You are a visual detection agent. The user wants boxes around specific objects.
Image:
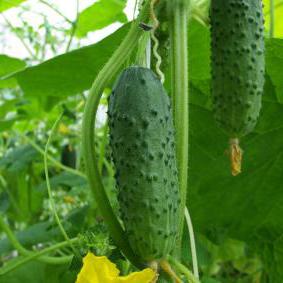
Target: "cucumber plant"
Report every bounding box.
[210,0,265,175]
[81,0,193,281]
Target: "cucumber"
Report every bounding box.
[61,144,76,169]
[108,66,180,263]
[210,0,265,174]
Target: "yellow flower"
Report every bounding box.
[76,252,157,283]
[58,123,69,135]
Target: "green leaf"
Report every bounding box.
[0,118,17,132]
[0,260,74,283]
[188,20,210,81]
[0,99,18,117]
[0,206,89,254]
[11,23,130,98]
[76,0,127,38]
[189,89,283,280]
[35,171,86,191]
[265,39,283,103]
[0,55,25,88]
[201,278,222,283]
[0,192,9,212]
[0,144,39,172]
[186,21,283,281]
[0,0,27,12]
[263,0,283,38]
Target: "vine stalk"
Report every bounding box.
[81,1,150,268]
[168,0,189,256]
[44,112,78,256]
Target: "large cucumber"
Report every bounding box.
[108,66,180,263]
[210,0,265,174]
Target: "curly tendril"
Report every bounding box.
[150,0,165,84]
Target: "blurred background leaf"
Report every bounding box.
[75,0,127,38]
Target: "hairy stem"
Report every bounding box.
[168,0,189,256]
[81,1,150,268]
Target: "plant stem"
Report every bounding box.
[167,255,200,283]
[44,112,78,256]
[168,0,189,256]
[65,0,79,52]
[21,133,86,179]
[81,1,150,268]
[0,215,74,265]
[185,206,199,279]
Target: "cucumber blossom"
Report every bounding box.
[210,0,265,174]
[108,66,180,263]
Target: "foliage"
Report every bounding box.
[0,0,283,282]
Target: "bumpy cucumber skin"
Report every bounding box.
[108,66,180,262]
[210,0,265,137]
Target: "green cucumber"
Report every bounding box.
[210,0,265,174]
[211,0,265,136]
[108,66,180,263]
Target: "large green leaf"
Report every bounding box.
[0,55,25,88]
[35,171,86,191]
[188,75,283,280]
[0,206,89,254]
[76,0,127,38]
[0,145,39,172]
[11,23,129,98]
[188,91,283,280]
[9,20,208,100]
[265,39,283,103]
[0,0,27,12]
[182,21,283,281]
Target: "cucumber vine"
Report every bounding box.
[82,0,196,277]
[81,0,151,268]
[168,0,189,256]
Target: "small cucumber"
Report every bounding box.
[108,66,180,262]
[210,0,265,174]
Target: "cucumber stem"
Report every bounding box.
[159,260,182,283]
[167,255,200,283]
[168,0,189,256]
[229,138,243,176]
[44,112,78,256]
[81,1,150,268]
[185,206,199,279]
